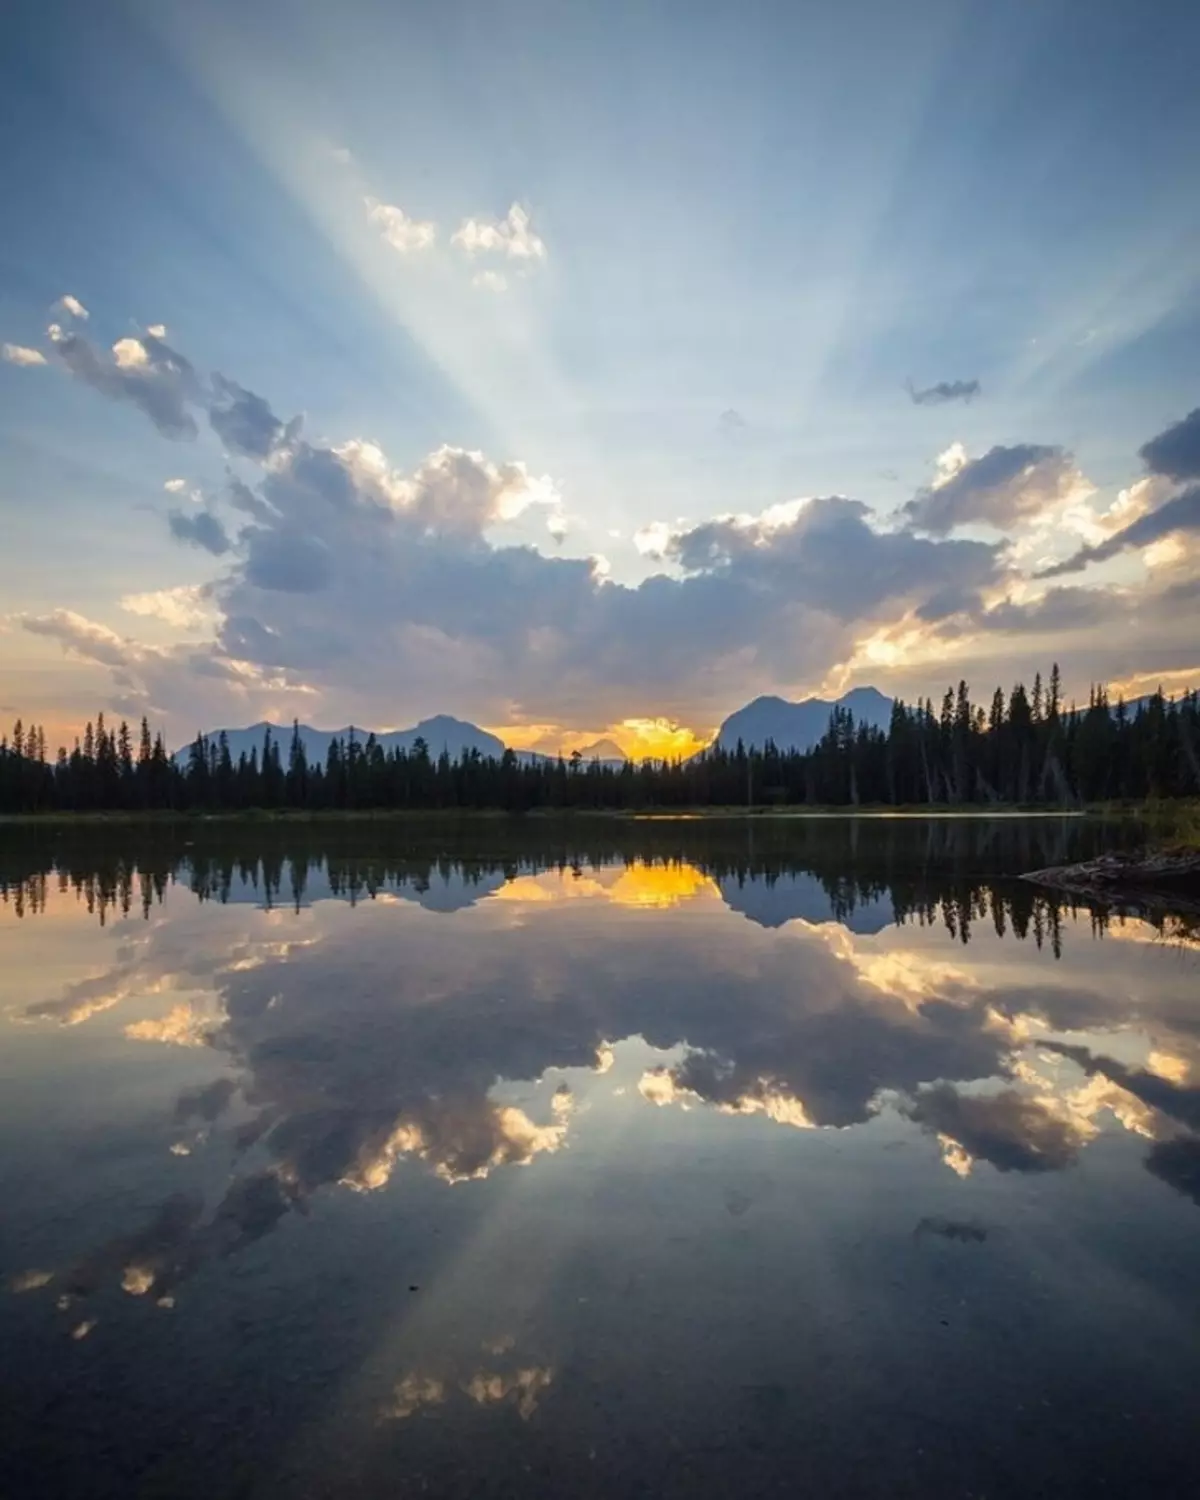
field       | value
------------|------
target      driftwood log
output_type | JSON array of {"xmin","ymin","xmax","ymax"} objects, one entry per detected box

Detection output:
[{"xmin": 1021, "ymin": 851, "xmax": 1200, "ymax": 920}]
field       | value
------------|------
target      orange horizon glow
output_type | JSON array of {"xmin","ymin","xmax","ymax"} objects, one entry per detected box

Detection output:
[{"xmin": 486, "ymin": 717, "xmax": 711, "ymax": 761}]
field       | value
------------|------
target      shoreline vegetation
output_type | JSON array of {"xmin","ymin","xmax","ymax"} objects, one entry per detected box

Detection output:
[
  {"xmin": 2, "ymin": 668, "xmax": 1198, "ymax": 831},
  {"xmin": 2, "ymin": 800, "xmax": 1197, "ymax": 827}
]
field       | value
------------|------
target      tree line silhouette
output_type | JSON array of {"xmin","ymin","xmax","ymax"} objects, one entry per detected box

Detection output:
[
  {"xmin": 0, "ymin": 813, "xmax": 1155, "ymax": 955},
  {"xmin": 1, "ymin": 666, "xmax": 1198, "ymax": 814}
]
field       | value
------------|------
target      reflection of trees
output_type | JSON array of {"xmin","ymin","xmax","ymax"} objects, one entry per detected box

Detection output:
[{"xmin": 0, "ymin": 816, "xmax": 1159, "ymax": 953}]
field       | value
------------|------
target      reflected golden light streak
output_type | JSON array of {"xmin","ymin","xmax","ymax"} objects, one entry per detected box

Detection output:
[{"xmin": 492, "ymin": 861, "xmax": 720, "ymax": 910}]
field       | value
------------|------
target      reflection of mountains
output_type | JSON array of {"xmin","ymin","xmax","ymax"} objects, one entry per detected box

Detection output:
[{"xmin": 0, "ymin": 813, "xmax": 1150, "ymax": 938}]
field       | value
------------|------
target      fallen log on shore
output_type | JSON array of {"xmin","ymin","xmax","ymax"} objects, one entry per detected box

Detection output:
[{"xmin": 1021, "ymin": 850, "xmax": 1200, "ymax": 919}]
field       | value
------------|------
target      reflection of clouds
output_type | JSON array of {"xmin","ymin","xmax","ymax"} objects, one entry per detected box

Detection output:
[
  {"xmin": 382, "ymin": 1364, "xmax": 553, "ymax": 1424},
  {"xmin": 1146, "ymin": 1136, "xmax": 1200, "ymax": 1206},
  {"xmin": 381, "ymin": 1373, "xmax": 446, "ymax": 1420},
  {"xmin": 907, "ymin": 1043, "xmax": 1197, "ymax": 1179},
  {"xmin": 9, "ymin": 1270, "xmax": 53, "ymax": 1294},
  {"xmin": 464, "ymin": 1365, "xmax": 553, "ymax": 1420},
  {"xmin": 803, "ymin": 921, "xmax": 980, "ymax": 1013},
  {"xmin": 639, "ymin": 1066, "xmax": 814, "ymax": 1129},
  {"xmin": 126, "ymin": 999, "xmax": 223, "ymax": 1047},
  {"xmin": 21, "ymin": 956, "xmax": 166, "ymax": 1027},
  {"xmin": 342, "ymin": 1100, "xmax": 571, "ymax": 1191},
  {"xmin": 13, "ymin": 842, "xmax": 1200, "ymax": 1325},
  {"xmin": 904, "ymin": 1083, "xmax": 1089, "ymax": 1173}
]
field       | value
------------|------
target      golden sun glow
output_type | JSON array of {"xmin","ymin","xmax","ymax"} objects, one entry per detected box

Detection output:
[{"xmin": 484, "ymin": 717, "xmax": 710, "ymax": 760}]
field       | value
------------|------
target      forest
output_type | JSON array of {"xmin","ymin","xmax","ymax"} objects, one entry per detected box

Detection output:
[{"xmin": 1, "ymin": 667, "xmax": 1198, "ymax": 815}]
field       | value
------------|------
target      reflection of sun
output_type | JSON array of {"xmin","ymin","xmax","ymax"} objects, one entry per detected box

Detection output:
[
  {"xmin": 609, "ymin": 862, "xmax": 718, "ymax": 908},
  {"xmin": 492, "ymin": 861, "xmax": 718, "ymax": 910}
]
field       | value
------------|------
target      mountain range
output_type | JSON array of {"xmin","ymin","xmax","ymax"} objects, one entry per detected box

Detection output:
[
  {"xmin": 712, "ymin": 687, "xmax": 893, "ymax": 751},
  {"xmin": 175, "ymin": 690, "xmax": 897, "ymax": 766}
]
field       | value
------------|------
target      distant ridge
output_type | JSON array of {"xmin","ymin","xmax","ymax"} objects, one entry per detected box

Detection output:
[
  {"xmin": 176, "ymin": 691, "xmax": 898, "ymax": 767},
  {"xmin": 712, "ymin": 687, "xmax": 893, "ymax": 753},
  {"xmin": 173, "ymin": 715, "xmax": 503, "ymax": 767}
]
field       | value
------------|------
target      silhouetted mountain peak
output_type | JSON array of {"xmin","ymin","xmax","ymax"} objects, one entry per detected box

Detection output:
[{"xmin": 713, "ymin": 688, "xmax": 893, "ymax": 753}]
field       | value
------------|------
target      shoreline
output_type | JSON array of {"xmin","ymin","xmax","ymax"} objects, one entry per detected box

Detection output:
[{"xmin": 1, "ymin": 801, "xmax": 1194, "ymax": 829}]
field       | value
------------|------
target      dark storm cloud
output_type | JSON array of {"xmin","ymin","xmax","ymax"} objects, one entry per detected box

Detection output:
[
  {"xmin": 1140, "ymin": 407, "xmax": 1200, "ymax": 481},
  {"xmin": 906, "ymin": 378, "xmax": 981, "ymax": 406},
  {"xmin": 49, "ymin": 330, "xmax": 200, "ymax": 439},
  {"xmin": 1037, "ymin": 485, "xmax": 1200, "ymax": 578},
  {"xmin": 207, "ymin": 375, "xmax": 293, "ymax": 459},
  {"xmin": 902, "ymin": 1082, "xmax": 1085, "ymax": 1172},
  {"xmin": 904, "ymin": 444, "xmax": 1075, "ymax": 535},
  {"xmin": 168, "ymin": 508, "xmax": 233, "ymax": 556}
]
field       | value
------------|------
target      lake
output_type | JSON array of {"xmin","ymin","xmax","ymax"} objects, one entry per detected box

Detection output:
[{"xmin": 2, "ymin": 816, "xmax": 1198, "ymax": 1498}]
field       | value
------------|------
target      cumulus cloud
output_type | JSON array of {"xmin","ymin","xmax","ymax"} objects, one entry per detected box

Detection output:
[
  {"xmin": 906, "ymin": 378, "xmax": 981, "ymax": 406},
  {"xmin": 904, "ymin": 444, "xmax": 1081, "ymax": 535},
  {"xmin": 1037, "ymin": 485, "xmax": 1200, "ymax": 579},
  {"xmin": 365, "ymin": 198, "xmax": 436, "ymax": 253},
  {"xmin": 25, "ymin": 305, "xmax": 1199, "ymax": 733},
  {"xmin": 452, "ymin": 203, "xmax": 546, "ymax": 261},
  {"xmin": 47, "ymin": 325, "xmax": 200, "ymax": 439},
  {"xmin": 2, "ymin": 343, "xmax": 47, "ymax": 367},
  {"xmin": 121, "ymin": 586, "xmax": 213, "ymax": 632},
  {"xmin": 19, "ymin": 331, "xmax": 1011, "ymax": 728},
  {"xmin": 55, "ymin": 294, "xmax": 89, "ymax": 320},
  {"xmin": 207, "ymin": 374, "xmax": 292, "ymax": 459},
  {"xmin": 1140, "ymin": 407, "xmax": 1200, "ymax": 481},
  {"xmin": 163, "ymin": 478, "xmax": 188, "ymax": 493}
]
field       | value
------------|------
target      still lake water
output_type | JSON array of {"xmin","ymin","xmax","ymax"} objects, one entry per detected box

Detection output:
[{"xmin": 2, "ymin": 816, "xmax": 1198, "ymax": 1498}]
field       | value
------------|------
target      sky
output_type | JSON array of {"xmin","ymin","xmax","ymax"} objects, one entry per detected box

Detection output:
[{"xmin": 2, "ymin": 0, "xmax": 1199, "ymax": 758}]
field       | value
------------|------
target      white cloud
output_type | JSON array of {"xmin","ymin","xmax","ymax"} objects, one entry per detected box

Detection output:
[
  {"xmin": 472, "ymin": 270, "xmax": 508, "ymax": 293},
  {"xmin": 19, "ymin": 608, "xmax": 146, "ymax": 671},
  {"xmin": 2, "ymin": 343, "xmax": 47, "ymax": 367},
  {"xmin": 147, "ymin": 323, "xmax": 167, "ymax": 338},
  {"xmin": 112, "ymin": 337, "xmax": 149, "ymax": 369},
  {"xmin": 365, "ymin": 197, "xmax": 437, "ymax": 253},
  {"xmin": 906, "ymin": 443, "xmax": 1087, "ymax": 536},
  {"xmin": 44, "ymin": 323, "xmax": 201, "ymax": 438},
  {"xmin": 633, "ymin": 521, "xmax": 674, "ymax": 558},
  {"xmin": 163, "ymin": 478, "xmax": 188, "ymax": 493},
  {"xmin": 121, "ymin": 585, "xmax": 213, "ymax": 632},
  {"xmin": 55, "ymin": 294, "xmax": 89, "ymax": 320},
  {"xmin": 931, "ymin": 441, "xmax": 969, "ymax": 488},
  {"xmin": 452, "ymin": 203, "xmax": 546, "ymax": 262}
]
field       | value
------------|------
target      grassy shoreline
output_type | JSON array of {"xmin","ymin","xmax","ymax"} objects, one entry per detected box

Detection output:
[{"xmin": 2, "ymin": 800, "xmax": 1197, "ymax": 831}]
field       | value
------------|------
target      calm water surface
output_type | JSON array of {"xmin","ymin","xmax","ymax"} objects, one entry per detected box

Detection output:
[{"xmin": 1, "ymin": 817, "xmax": 1198, "ymax": 1498}]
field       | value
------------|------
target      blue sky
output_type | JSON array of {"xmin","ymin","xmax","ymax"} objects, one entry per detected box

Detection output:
[{"xmin": 2, "ymin": 0, "xmax": 1199, "ymax": 753}]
